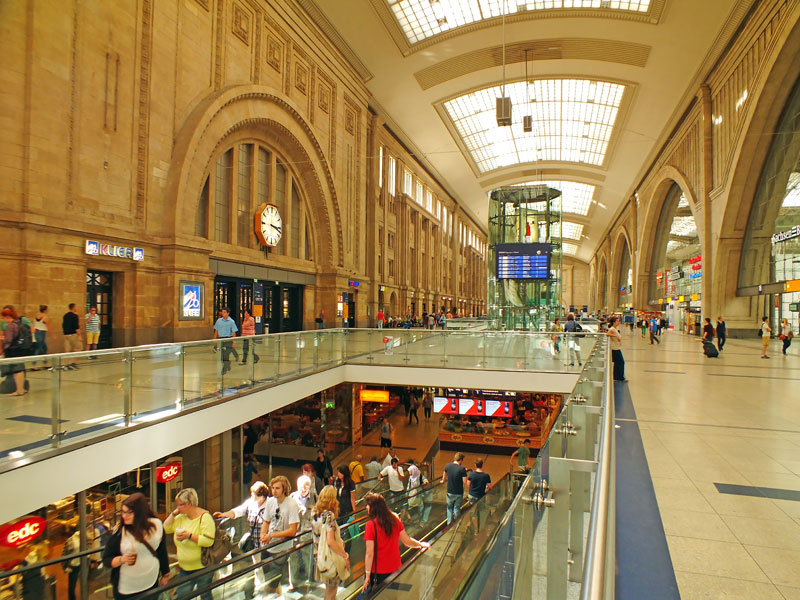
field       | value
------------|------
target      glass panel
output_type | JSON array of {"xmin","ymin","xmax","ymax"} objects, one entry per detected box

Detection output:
[
  {"xmin": 130, "ymin": 345, "xmax": 183, "ymax": 424},
  {"xmin": 221, "ymin": 338, "xmax": 253, "ymax": 395},
  {"xmin": 182, "ymin": 341, "xmax": 222, "ymax": 404},
  {"xmin": 253, "ymin": 335, "xmax": 280, "ymax": 384}
]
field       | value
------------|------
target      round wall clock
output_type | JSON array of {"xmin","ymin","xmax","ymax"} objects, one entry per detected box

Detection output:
[{"xmin": 255, "ymin": 203, "xmax": 283, "ymax": 247}]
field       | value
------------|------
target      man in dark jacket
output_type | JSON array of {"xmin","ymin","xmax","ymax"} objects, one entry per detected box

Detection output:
[{"xmin": 716, "ymin": 316, "xmax": 727, "ymax": 351}]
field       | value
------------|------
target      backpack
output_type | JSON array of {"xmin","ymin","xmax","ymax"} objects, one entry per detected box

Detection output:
[
  {"xmin": 12, "ymin": 320, "xmax": 33, "ymax": 351},
  {"xmin": 199, "ymin": 513, "xmax": 235, "ymax": 566}
]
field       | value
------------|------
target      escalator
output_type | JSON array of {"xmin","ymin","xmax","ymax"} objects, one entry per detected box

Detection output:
[{"xmin": 0, "ymin": 480, "xmax": 446, "ymax": 600}]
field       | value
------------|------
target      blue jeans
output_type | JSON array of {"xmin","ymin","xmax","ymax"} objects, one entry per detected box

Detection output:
[
  {"xmin": 174, "ymin": 567, "xmax": 213, "ymax": 600},
  {"xmin": 34, "ymin": 330, "xmax": 47, "ymax": 356},
  {"xmin": 446, "ymin": 493, "xmax": 463, "ymax": 524}
]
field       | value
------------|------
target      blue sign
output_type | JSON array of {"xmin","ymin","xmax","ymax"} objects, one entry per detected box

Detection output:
[
  {"xmin": 349, "ymin": 280, "xmax": 360, "ymax": 288},
  {"xmin": 179, "ymin": 281, "xmax": 204, "ymax": 321},
  {"xmin": 85, "ymin": 240, "xmax": 144, "ymax": 261},
  {"xmin": 496, "ymin": 243, "xmax": 551, "ymax": 280}
]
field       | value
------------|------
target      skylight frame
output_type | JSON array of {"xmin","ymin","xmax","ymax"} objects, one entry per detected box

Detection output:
[
  {"xmin": 387, "ymin": 0, "xmax": 652, "ymax": 45},
  {"xmin": 443, "ymin": 79, "xmax": 626, "ymax": 174},
  {"xmin": 513, "ymin": 180, "xmax": 596, "ymax": 216},
  {"xmin": 561, "ymin": 222, "xmax": 584, "ymax": 241},
  {"xmin": 562, "ymin": 242, "xmax": 578, "ymax": 255}
]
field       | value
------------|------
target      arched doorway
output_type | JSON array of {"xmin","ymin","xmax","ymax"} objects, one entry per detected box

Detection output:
[
  {"xmin": 650, "ymin": 182, "xmax": 701, "ymax": 333},
  {"xmin": 389, "ymin": 292, "xmax": 398, "ymax": 317},
  {"xmin": 615, "ymin": 236, "xmax": 633, "ymax": 310}
]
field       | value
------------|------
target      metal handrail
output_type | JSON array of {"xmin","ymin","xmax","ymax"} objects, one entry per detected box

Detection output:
[{"xmin": 579, "ymin": 341, "xmax": 614, "ymax": 600}]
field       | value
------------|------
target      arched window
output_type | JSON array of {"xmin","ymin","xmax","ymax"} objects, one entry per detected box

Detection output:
[
  {"xmin": 195, "ymin": 142, "xmax": 314, "ymax": 262},
  {"xmin": 649, "ymin": 183, "xmax": 700, "ymax": 302}
]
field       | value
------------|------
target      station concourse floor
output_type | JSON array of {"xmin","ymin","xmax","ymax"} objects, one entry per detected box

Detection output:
[{"xmin": 614, "ymin": 327, "xmax": 800, "ymax": 600}]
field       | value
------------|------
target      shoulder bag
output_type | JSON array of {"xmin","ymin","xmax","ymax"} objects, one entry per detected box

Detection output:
[
  {"xmin": 199, "ymin": 513, "xmax": 235, "ymax": 566},
  {"xmin": 316, "ymin": 512, "xmax": 350, "ymax": 582},
  {"xmin": 355, "ymin": 520, "xmax": 379, "ymax": 600}
]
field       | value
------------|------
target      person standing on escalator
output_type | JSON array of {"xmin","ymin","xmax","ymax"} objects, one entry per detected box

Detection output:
[{"xmin": 441, "ymin": 452, "xmax": 468, "ymax": 524}]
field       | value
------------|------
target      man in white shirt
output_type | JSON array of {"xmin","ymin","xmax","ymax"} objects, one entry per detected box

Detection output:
[
  {"xmin": 379, "ymin": 457, "xmax": 405, "ymax": 496},
  {"xmin": 382, "ymin": 447, "xmax": 399, "ymax": 468},
  {"xmin": 260, "ymin": 476, "xmax": 299, "ymax": 596}
]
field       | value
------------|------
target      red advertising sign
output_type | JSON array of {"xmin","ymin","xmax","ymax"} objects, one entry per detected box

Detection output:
[
  {"xmin": 0, "ymin": 517, "xmax": 46, "ymax": 548},
  {"xmin": 433, "ymin": 397, "xmax": 513, "ymax": 418},
  {"xmin": 156, "ymin": 462, "xmax": 182, "ymax": 483}
]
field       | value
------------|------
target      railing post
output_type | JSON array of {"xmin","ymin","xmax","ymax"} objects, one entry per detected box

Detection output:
[
  {"xmin": 179, "ymin": 344, "xmax": 186, "ymax": 410},
  {"xmin": 123, "ymin": 349, "xmax": 133, "ymax": 426},
  {"xmin": 50, "ymin": 356, "xmax": 62, "ymax": 448},
  {"xmin": 441, "ymin": 330, "xmax": 447, "ymax": 365},
  {"xmin": 482, "ymin": 331, "xmax": 487, "ymax": 368}
]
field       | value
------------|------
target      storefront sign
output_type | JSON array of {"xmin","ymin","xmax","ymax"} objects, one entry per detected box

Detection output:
[
  {"xmin": 433, "ymin": 397, "xmax": 513, "ymax": 418},
  {"xmin": 688, "ymin": 255, "xmax": 702, "ymax": 264},
  {"xmin": 85, "ymin": 240, "xmax": 144, "ymax": 261},
  {"xmin": 178, "ymin": 281, "xmax": 204, "ymax": 321},
  {"xmin": 348, "ymin": 280, "xmax": 360, "ymax": 288},
  {"xmin": 771, "ymin": 225, "xmax": 800, "ymax": 244},
  {"xmin": 785, "ymin": 280, "xmax": 800, "ymax": 293},
  {"xmin": 360, "ymin": 389, "xmax": 389, "ymax": 403},
  {"xmin": 691, "ymin": 293, "xmax": 699, "ymax": 301},
  {"xmin": 689, "ymin": 272, "xmax": 702, "ymax": 279},
  {"xmin": 0, "ymin": 516, "xmax": 46, "ymax": 547},
  {"xmin": 790, "ymin": 303, "xmax": 799, "ymax": 312},
  {"xmin": 156, "ymin": 462, "xmax": 182, "ymax": 483}
]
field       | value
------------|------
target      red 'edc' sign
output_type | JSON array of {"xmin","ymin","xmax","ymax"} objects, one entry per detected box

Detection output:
[
  {"xmin": 156, "ymin": 462, "xmax": 182, "ymax": 483},
  {"xmin": 0, "ymin": 516, "xmax": 46, "ymax": 547}
]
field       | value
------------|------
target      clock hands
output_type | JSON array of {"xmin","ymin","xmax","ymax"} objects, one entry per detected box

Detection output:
[{"xmin": 271, "ymin": 224, "xmax": 282, "ymax": 232}]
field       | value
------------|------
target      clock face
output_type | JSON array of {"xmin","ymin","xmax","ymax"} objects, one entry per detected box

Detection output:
[{"xmin": 256, "ymin": 203, "xmax": 282, "ymax": 247}]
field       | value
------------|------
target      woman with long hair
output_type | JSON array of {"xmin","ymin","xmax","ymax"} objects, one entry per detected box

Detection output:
[
  {"xmin": 1, "ymin": 306, "xmax": 27, "ymax": 396},
  {"xmin": 335, "ymin": 465, "xmax": 356, "ymax": 517},
  {"xmin": 312, "ymin": 486, "xmax": 349, "ymax": 600},
  {"xmin": 361, "ymin": 493, "xmax": 429, "ymax": 595},
  {"xmin": 102, "ymin": 493, "xmax": 169, "ymax": 599}
]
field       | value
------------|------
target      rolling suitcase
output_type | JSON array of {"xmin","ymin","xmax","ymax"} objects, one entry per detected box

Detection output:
[{"xmin": 703, "ymin": 341, "xmax": 719, "ymax": 358}]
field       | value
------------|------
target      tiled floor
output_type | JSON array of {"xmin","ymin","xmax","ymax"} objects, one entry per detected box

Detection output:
[{"xmin": 625, "ymin": 328, "xmax": 800, "ymax": 599}]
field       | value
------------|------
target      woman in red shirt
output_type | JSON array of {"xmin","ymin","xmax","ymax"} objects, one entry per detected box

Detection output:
[{"xmin": 361, "ymin": 493, "xmax": 429, "ymax": 593}]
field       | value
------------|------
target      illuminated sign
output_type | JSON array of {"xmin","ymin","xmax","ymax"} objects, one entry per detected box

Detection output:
[
  {"xmin": 688, "ymin": 255, "xmax": 703, "ymax": 264},
  {"xmin": 348, "ymin": 280, "xmax": 360, "ymax": 288},
  {"xmin": 433, "ymin": 397, "xmax": 513, "ymax": 418},
  {"xmin": 85, "ymin": 240, "xmax": 144, "ymax": 261},
  {"xmin": 0, "ymin": 517, "xmax": 46, "ymax": 548},
  {"xmin": 496, "ymin": 243, "xmax": 550, "ymax": 280},
  {"xmin": 785, "ymin": 280, "xmax": 800, "ymax": 293},
  {"xmin": 771, "ymin": 225, "xmax": 800, "ymax": 244},
  {"xmin": 179, "ymin": 282, "xmax": 204, "ymax": 320},
  {"xmin": 360, "ymin": 389, "xmax": 389, "ymax": 403},
  {"xmin": 156, "ymin": 462, "xmax": 182, "ymax": 483}
]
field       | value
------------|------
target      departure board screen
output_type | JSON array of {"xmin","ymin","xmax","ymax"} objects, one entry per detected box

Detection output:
[{"xmin": 496, "ymin": 243, "xmax": 551, "ymax": 279}]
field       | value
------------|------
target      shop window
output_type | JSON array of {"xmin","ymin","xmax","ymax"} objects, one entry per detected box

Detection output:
[
  {"xmin": 196, "ymin": 177, "xmax": 209, "ymax": 238},
  {"xmin": 237, "ymin": 143, "xmax": 253, "ymax": 247},
  {"xmin": 214, "ymin": 148, "xmax": 232, "ymax": 243}
]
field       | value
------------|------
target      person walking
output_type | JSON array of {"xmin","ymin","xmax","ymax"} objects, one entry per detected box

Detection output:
[
  {"xmin": 649, "ymin": 317, "xmax": 660, "ymax": 345},
  {"xmin": 311, "ymin": 486, "xmax": 350, "ymax": 600},
  {"xmin": 716, "ymin": 316, "xmax": 727, "ymax": 351},
  {"xmin": 379, "ymin": 457, "xmax": 405, "ymax": 497},
  {"xmin": 564, "ymin": 314, "xmax": 583, "ymax": 366},
  {"xmin": 102, "ymin": 493, "xmax": 169, "ymax": 600},
  {"xmin": 422, "ymin": 390, "xmax": 433, "ymax": 420},
  {"xmin": 551, "ymin": 318, "xmax": 562, "ymax": 355},
  {"xmin": 61, "ymin": 303, "xmax": 81, "ymax": 369},
  {"xmin": 239, "ymin": 308, "xmax": 259, "ymax": 365},
  {"xmin": 408, "ymin": 395, "xmax": 420, "ymax": 425},
  {"xmin": 376, "ymin": 309, "xmax": 385, "ymax": 329},
  {"xmin": 379, "ymin": 418, "xmax": 393, "ymax": 449},
  {"xmin": 213, "ymin": 481, "xmax": 269, "ymax": 599},
  {"xmin": 640, "ymin": 317, "xmax": 647, "ymax": 338},
  {"xmin": 510, "ymin": 439, "xmax": 532, "ymax": 474},
  {"xmin": 163, "ymin": 488, "xmax": 216, "ymax": 600},
  {"xmin": 260, "ymin": 476, "xmax": 300, "ymax": 597},
  {"xmin": 315, "ymin": 448, "xmax": 333, "ymax": 486},
  {"xmin": 316, "ymin": 310, "xmax": 325, "ymax": 330},
  {"xmin": 760, "ymin": 316, "xmax": 772, "ymax": 359},
  {"xmin": 607, "ymin": 316, "xmax": 626, "ymax": 381},
  {"xmin": 364, "ymin": 456, "xmax": 382, "ymax": 481},
  {"xmin": 441, "ymin": 452, "xmax": 468, "ymax": 524},
  {"xmin": 1, "ymin": 307, "xmax": 30, "ymax": 396},
  {"xmin": 84, "ymin": 306, "xmax": 101, "ymax": 354},
  {"xmin": 781, "ymin": 318, "xmax": 793, "ymax": 355},
  {"xmin": 33, "ymin": 305, "xmax": 49, "ymax": 362},
  {"xmin": 360, "ymin": 494, "xmax": 429, "ymax": 596},
  {"xmin": 213, "ymin": 308, "xmax": 238, "ymax": 375}
]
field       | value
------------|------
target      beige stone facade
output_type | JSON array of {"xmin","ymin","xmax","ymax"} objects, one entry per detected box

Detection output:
[{"xmin": 0, "ymin": 0, "xmax": 490, "ymax": 350}]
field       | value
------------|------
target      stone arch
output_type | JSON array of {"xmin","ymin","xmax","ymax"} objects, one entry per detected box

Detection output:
[
  {"xmin": 596, "ymin": 254, "xmax": 609, "ymax": 311},
  {"xmin": 635, "ymin": 167, "xmax": 700, "ymax": 307},
  {"xmin": 389, "ymin": 291, "xmax": 398, "ymax": 316},
  {"xmin": 610, "ymin": 227, "xmax": 633, "ymax": 309},
  {"xmin": 166, "ymin": 86, "xmax": 343, "ymax": 268}
]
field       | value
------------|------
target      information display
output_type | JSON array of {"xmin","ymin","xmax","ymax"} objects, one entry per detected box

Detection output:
[
  {"xmin": 433, "ymin": 397, "xmax": 513, "ymax": 418},
  {"xmin": 496, "ymin": 243, "xmax": 551, "ymax": 279}
]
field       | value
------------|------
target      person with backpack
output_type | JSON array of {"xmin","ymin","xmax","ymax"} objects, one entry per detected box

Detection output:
[{"xmin": 2, "ymin": 306, "xmax": 32, "ymax": 396}]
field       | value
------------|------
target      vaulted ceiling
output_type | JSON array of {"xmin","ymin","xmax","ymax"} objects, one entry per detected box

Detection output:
[{"xmin": 306, "ymin": 0, "xmax": 755, "ymax": 262}]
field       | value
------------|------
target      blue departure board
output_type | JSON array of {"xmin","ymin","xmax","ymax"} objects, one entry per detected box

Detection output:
[{"xmin": 496, "ymin": 243, "xmax": 551, "ymax": 279}]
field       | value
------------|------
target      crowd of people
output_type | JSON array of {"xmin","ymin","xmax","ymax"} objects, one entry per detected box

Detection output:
[{"xmin": 374, "ymin": 309, "xmax": 453, "ymax": 330}]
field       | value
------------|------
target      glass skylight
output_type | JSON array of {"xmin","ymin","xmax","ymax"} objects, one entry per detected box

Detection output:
[
  {"xmin": 669, "ymin": 216, "xmax": 697, "ymax": 238},
  {"xmin": 782, "ymin": 172, "xmax": 800, "ymax": 208},
  {"xmin": 513, "ymin": 180, "xmax": 595, "ymax": 215},
  {"xmin": 562, "ymin": 242, "xmax": 578, "ymax": 255},
  {"xmin": 388, "ymin": 0, "xmax": 651, "ymax": 45},
  {"xmin": 561, "ymin": 222, "xmax": 584, "ymax": 241},
  {"xmin": 677, "ymin": 193, "xmax": 689, "ymax": 208},
  {"xmin": 444, "ymin": 79, "xmax": 625, "ymax": 173}
]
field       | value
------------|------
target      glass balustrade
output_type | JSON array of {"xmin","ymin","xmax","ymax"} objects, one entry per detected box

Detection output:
[{"xmin": 0, "ymin": 330, "xmax": 600, "ymax": 468}]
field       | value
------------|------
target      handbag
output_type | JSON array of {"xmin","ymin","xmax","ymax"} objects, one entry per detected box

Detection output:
[
  {"xmin": 316, "ymin": 512, "xmax": 350, "ymax": 582},
  {"xmin": 780, "ymin": 334, "xmax": 786, "ymax": 341},
  {"xmin": 200, "ymin": 513, "xmax": 235, "ymax": 566},
  {"xmin": 355, "ymin": 520, "xmax": 379, "ymax": 600}
]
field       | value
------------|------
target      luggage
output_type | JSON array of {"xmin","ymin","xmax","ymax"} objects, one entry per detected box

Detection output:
[{"xmin": 703, "ymin": 341, "xmax": 719, "ymax": 358}]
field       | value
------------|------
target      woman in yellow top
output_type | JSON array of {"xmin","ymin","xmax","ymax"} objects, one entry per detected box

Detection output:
[{"xmin": 163, "ymin": 488, "xmax": 216, "ymax": 600}]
